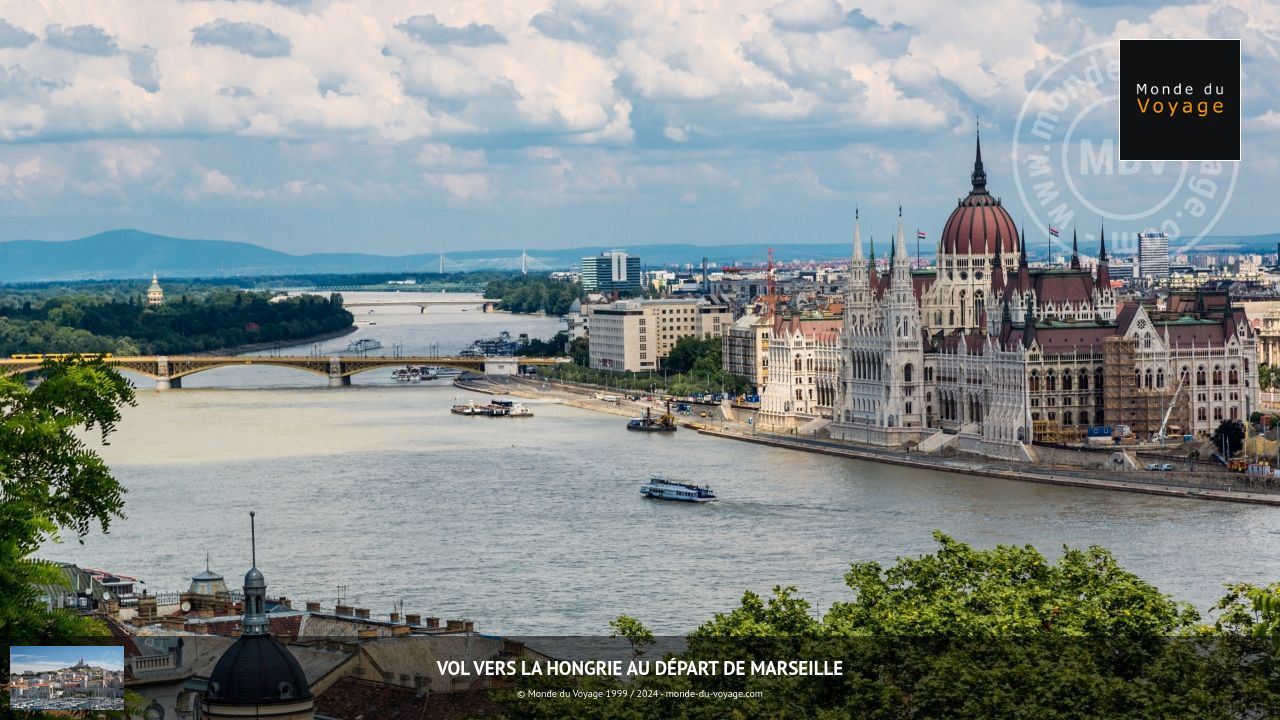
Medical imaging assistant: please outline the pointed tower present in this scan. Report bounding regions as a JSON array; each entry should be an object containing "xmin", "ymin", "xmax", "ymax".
[
  {"xmin": 847, "ymin": 209, "xmax": 872, "ymax": 324},
  {"xmin": 1070, "ymin": 225, "xmax": 1081, "ymax": 270},
  {"xmin": 1094, "ymin": 220, "xmax": 1116, "ymax": 321},
  {"xmin": 205, "ymin": 512, "xmax": 315, "ymax": 720},
  {"xmin": 986, "ymin": 234, "xmax": 1006, "ymax": 336},
  {"xmin": 971, "ymin": 119, "xmax": 987, "ymax": 195}
]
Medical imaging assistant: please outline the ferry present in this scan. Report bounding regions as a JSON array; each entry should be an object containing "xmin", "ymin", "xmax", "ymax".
[
  {"xmin": 640, "ymin": 477, "xmax": 716, "ymax": 503},
  {"xmin": 627, "ymin": 404, "xmax": 677, "ymax": 432},
  {"xmin": 451, "ymin": 401, "xmax": 483, "ymax": 415},
  {"xmin": 347, "ymin": 338, "xmax": 383, "ymax": 353},
  {"xmin": 488, "ymin": 399, "xmax": 534, "ymax": 417}
]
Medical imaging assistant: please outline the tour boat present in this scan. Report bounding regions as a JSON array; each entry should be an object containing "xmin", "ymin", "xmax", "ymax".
[
  {"xmin": 347, "ymin": 338, "xmax": 383, "ymax": 352},
  {"xmin": 640, "ymin": 477, "xmax": 716, "ymax": 503},
  {"xmin": 451, "ymin": 401, "xmax": 482, "ymax": 415},
  {"xmin": 486, "ymin": 399, "xmax": 533, "ymax": 417}
]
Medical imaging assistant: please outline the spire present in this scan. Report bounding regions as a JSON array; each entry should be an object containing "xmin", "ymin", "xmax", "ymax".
[
  {"xmin": 1070, "ymin": 225, "xmax": 1081, "ymax": 269},
  {"xmin": 971, "ymin": 117, "xmax": 987, "ymax": 193},
  {"xmin": 893, "ymin": 204, "xmax": 907, "ymax": 265},
  {"xmin": 852, "ymin": 207, "xmax": 863, "ymax": 262},
  {"xmin": 1098, "ymin": 220, "xmax": 1108, "ymax": 261},
  {"xmin": 242, "ymin": 511, "xmax": 268, "ymax": 636},
  {"xmin": 1096, "ymin": 220, "xmax": 1111, "ymax": 289},
  {"xmin": 991, "ymin": 234, "xmax": 1005, "ymax": 292}
]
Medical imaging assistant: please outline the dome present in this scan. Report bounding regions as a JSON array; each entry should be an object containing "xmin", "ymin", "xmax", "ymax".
[
  {"xmin": 244, "ymin": 566, "xmax": 265, "ymax": 587},
  {"xmin": 207, "ymin": 634, "xmax": 312, "ymax": 705},
  {"xmin": 940, "ymin": 127, "xmax": 1019, "ymax": 257},
  {"xmin": 941, "ymin": 194, "xmax": 1019, "ymax": 256}
]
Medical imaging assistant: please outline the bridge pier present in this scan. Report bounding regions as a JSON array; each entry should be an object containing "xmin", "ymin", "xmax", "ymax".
[
  {"xmin": 329, "ymin": 375, "xmax": 352, "ymax": 387},
  {"xmin": 156, "ymin": 376, "xmax": 182, "ymax": 390}
]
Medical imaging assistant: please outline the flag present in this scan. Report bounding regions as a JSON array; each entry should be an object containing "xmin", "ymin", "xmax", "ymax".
[
  {"xmin": 1049, "ymin": 227, "xmax": 1061, "ymax": 237},
  {"xmin": 917, "ymin": 230, "xmax": 927, "ymax": 239}
]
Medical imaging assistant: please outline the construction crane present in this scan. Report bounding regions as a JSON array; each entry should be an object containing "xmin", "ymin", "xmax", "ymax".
[{"xmin": 1154, "ymin": 372, "xmax": 1187, "ymax": 443}]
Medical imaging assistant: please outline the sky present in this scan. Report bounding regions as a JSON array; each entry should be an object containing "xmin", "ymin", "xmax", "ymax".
[
  {"xmin": 0, "ymin": 0, "xmax": 1277, "ymax": 256},
  {"xmin": 9, "ymin": 645, "xmax": 124, "ymax": 673}
]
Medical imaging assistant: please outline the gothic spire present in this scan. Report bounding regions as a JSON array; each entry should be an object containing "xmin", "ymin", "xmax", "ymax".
[
  {"xmin": 1098, "ymin": 220, "xmax": 1108, "ymax": 261},
  {"xmin": 1070, "ymin": 225, "xmax": 1081, "ymax": 269},
  {"xmin": 971, "ymin": 117, "xmax": 987, "ymax": 194},
  {"xmin": 852, "ymin": 207, "xmax": 863, "ymax": 262},
  {"xmin": 242, "ymin": 511, "xmax": 268, "ymax": 636},
  {"xmin": 991, "ymin": 233, "xmax": 1005, "ymax": 292}
]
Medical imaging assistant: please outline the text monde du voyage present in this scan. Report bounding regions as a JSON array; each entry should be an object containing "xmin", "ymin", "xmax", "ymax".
[
  {"xmin": 435, "ymin": 659, "xmax": 845, "ymax": 677},
  {"xmin": 1134, "ymin": 82, "xmax": 1228, "ymax": 118}
]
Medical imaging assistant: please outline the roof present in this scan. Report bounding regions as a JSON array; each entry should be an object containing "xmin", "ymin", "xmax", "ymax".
[
  {"xmin": 1031, "ymin": 269, "xmax": 1096, "ymax": 304},
  {"xmin": 315, "ymin": 678, "xmax": 500, "ymax": 720},
  {"xmin": 207, "ymin": 634, "xmax": 314, "ymax": 706}
]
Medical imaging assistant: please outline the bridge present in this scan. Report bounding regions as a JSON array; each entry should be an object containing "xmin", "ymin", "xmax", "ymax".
[
  {"xmin": 340, "ymin": 297, "xmax": 499, "ymax": 313},
  {"xmin": 0, "ymin": 355, "xmax": 563, "ymax": 389}
]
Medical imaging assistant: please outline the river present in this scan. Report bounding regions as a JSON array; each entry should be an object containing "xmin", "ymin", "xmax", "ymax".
[{"xmin": 45, "ymin": 293, "xmax": 1280, "ymax": 634}]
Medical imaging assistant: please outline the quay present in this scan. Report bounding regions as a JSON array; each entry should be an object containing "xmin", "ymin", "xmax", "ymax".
[{"xmin": 693, "ymin": 425, "xmax": 1280, "ymax": 507}]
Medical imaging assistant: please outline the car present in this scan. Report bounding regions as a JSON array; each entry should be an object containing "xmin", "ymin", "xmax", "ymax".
[
  {"xmin": 1145, "ymin": 463, "xmax": 1162, "ymax": 471},
  {"xmin": 1159, "ymin": 463, "xmax": 1174, "ymax": 471}
]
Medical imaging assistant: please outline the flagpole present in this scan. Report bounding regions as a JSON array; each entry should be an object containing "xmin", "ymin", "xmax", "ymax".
[{"xmin": 916, "ymin": 228, "xmax": 920, "ymax": 269}]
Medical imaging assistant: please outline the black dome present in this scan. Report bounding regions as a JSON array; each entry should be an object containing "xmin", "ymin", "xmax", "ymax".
[{"xmin": 207, "ymin": 634, "xmax": 312, "ymax": 705}]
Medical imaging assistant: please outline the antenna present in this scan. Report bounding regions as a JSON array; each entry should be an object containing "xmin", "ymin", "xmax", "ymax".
[
  {"xmin": 766, "ymin": 247, "xmax": 776, "ymax": 318},
  {"xmin": 249, "ymin": 511, "xmax": 257, "ymax": 568}
]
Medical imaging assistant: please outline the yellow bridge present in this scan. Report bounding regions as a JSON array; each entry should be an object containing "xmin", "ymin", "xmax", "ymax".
[{"xmin": 0, "ymin": 355, "xmax": 564, "ymax": 389}]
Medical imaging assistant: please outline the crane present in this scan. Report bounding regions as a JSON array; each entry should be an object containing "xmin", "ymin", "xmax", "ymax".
[{"xmin": 1154, "ymin": 372, "xmax": 1187, "ymax": 443}]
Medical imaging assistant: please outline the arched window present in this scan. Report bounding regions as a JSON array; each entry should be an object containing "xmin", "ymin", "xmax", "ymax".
[
  {"xmin": 1214, "ymin": 406, "xmax": 1223, "ymax": 421},
  {"xmin": 1030, "ymin": 372, "xmax": 1039, "ymax": 393},
  {"xmin": 1198, "ymin": 407, "xmax": 1207, "ymax": 421},
  {"xmin": 1197, "ymin": 366, "xmax": 1206, "ymax": 385},
  {"xmin": 1046, "ymin": 371, "xmax": 1056, "ymax": 392},
  {"xmin": 1145, "ymin": 368, "xmax": 1153, "ymax": 389},
  {"xmin": 1213, "ymin": 366, "xmax": 1223, "ymax": 385},
  {"xmin": 1063, "ymin": 373, "xmax": 1073, "ymax": 391},
  {"xmin": 904, "ymin": 364, "xmax": 914, "ymax": 383},
  {"xmin": 1157, "ymin": 368, "xmax": 1165, "ymax": 389},
  {"xmin": 1079, "ymin": 370, "xmax": 1089, "ymax": 390},
  {"xmin": 1064, "ymin": 411, "xmax": 1073, "ymax": 426},
  {"xmin": 935, "ymin": 311, "xmax": 942, "ymax": 325},
  {"xmin": 1229, "ymin": 366, "xmax": 1238, "ymax": 384},
  {"xmin": 949, "ymin": 310, "xmax": 955, "ymax": 325},
  {"xmin": 794, "ymin": 357, "xmax": 802, "ymax": 371}
]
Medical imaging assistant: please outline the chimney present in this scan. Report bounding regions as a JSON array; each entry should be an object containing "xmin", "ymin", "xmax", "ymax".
[
  {"xmin": 464, "ymin": 621, "xmax": 475, "ymax": 632},
  {"xmin": 425, "ymin": 617, "xmax": 440, "ymax": 629},
  {"xmin": 446, "ymin": 619, "xmax": 465, "ymax": 632},
  {"xmin": 335, "ymin": 604, "xmax": 353, "ymax": 617},
  {"xmin": 305, "ymin": 601, "xmax": 321, "ymax": 613},
  {"xmin": 389, "ymin": 612, "xmax": 400, "ymax": 624},
  {"xmin": 405, "ymin": 613, "xmax": 421, "ymax": 626},
  {"xmin": 354, "ymin": 608, "xmax": 371, "ymax": 619}
]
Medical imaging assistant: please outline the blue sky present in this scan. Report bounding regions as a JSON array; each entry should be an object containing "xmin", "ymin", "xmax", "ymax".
[
  {"xmin": 0, "ymin": 0, "xmax": 1275, "ymax": 255},
  {"xmin": 9, "ymin": 646, "xmax": 124, "ymax": 673}
]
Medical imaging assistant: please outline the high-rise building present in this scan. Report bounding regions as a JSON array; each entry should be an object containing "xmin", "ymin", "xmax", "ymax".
[
  {"xmin": 1138, "ymin": 231, "xmax": 1170, "ymax": 278},
  {"xmin": 581, "ymin": 250, "xmax": 642, "ymax": 296},
  {"xmin": 588, "ymin": 298, "xmax": 730, "ymax": 372}
]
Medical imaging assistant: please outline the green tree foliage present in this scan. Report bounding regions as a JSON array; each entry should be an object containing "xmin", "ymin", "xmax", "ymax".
[
  {"xmin": 0, "ymin": 289, "xmax": 352, "ymax": 355},
  {"xmin": 485, "ymin": 275, "xmax": 582, "ymax": 316},
  {"xmin": 500, "ymin": 533, "xmax": 1279, "ymax": 719},
  {"xmin": 1261, "ymin": 363, "xmax": 1274, "ymax": 391},
  {"xmin": 1212, "ymin": 418, "xmax": 1246, "ymax": 457},
  {"xmin": 569, "ymin": 336, "xmax": 590, "ymax": 367},
  {"xmin": 515, "ymin": 332, "xmax": 570, "ymax": 357},
  {"xmin": 536, "ymin": 333, "xmax": 752, "ymax": 396},
  {"xmin": 1, "ymin": 358, "xmax": 136, "ymax": 646}
]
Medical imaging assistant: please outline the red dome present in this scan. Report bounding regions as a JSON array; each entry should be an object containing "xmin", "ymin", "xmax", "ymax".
[
  {"xmin": 941, "ymin": 194, "xmax": 1019, "ymax": 256},
  {"xmin": 940, "ymin": 127, "xmax": 1019, "ymax": 257}
]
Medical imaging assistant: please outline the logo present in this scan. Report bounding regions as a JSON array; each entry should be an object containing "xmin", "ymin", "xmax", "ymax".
[{"xmin": 1012, "ymin": 41, "xmax": 1238, "ymax": 258}]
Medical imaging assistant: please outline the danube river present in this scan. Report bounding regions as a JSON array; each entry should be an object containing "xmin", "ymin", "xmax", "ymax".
[{"xmin": 49, "ymin": 295, "xmax": 1280, "ymax": 634}]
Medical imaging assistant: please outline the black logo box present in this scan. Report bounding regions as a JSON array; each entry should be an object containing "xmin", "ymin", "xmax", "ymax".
[{"xmin": 1119, "ymin": 39, "xmax": 1240, "ymax": 162}]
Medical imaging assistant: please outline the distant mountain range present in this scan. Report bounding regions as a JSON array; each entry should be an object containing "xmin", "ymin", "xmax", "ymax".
[{"xmin": 2, "ymin": 228, "xmax": 1279, "ymax": 283}]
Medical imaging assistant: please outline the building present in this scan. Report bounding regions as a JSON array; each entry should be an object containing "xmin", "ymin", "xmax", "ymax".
[
  {"xmin": 1138, "ymin": 231, "xmax": 1171, "ymax": 279},
  {"xmin": 581, "ymin": 250, "xmax": 642, "ymax": 296},
  {"xmin": 821, "ymin": 128, "xmax": 1256, "ymax": 457},
  {"xmin": 147, "ymin": 273, "xmax": 165, "ymax": 306},
  {"xmin": 588, "ymin": 298, "xmax": 731, "ymax": 372},
  {"xmin": 203, "ymin": 513, "xmax": 316, "ymax": 720},
  {"xmin": 755, "ymin": 315, "xmax": 841, "ymax": 431},
  {"xmin": 721, "ymin": 313, "xmax": 772, "ymax": 393}
]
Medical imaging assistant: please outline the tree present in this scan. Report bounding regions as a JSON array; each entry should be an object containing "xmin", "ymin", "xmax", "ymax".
[
  {"xmin": 1212, "ymin": 418, "xmax": 1246, "ymax": 457},
  {"xmin": 569, "ymin": 336, "xmax": 590, "ymax": 367},
  {"xmin": 1, "ymin": 358, "xmax": 136, "ymax": 645},
  {"xmin": 609, "ymin": 615, "xmax": 655, "ymax": 658}
]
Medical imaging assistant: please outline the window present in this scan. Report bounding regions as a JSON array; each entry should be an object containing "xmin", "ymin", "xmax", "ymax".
[
  {"xmin": 904, "ymin": 364, "xmax": 914, "ymax": 383},
  {"xmin": 1213, "ymin": 366, "xmax": 1223, "ymax": 385},
  {"xmin": 1063, "ymin": 373, "xmax": 1072, "ymax": 391},
  {"xmin": 1197, "ymin": 366, "xmax": 1206, "ymax": 385}
]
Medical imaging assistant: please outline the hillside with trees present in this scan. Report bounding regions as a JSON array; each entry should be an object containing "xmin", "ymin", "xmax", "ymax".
[{"xmin": 485, "ymin": 275, "xmax": 582, "ymax": 316}]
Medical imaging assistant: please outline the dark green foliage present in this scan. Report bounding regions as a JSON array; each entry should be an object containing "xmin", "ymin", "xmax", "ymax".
[
  {"xmin": 0, "ymin": 287, "xmax": 352, "ymax": 355},
  {"xmin": 2, "ymin": 358, "xmax": 136, "ymax": 646},
  {"xmin": 535, "ymin": 333, "xmax": 752, "ymax": 396},
  {"xmin": 498, "ymin": 534, "xmax": 1280, "ymax": 719},
  {"xmin": 485, "ymin": 276, "xmax": 582, "ymax": 316},
  {"xmin": 1212, "ymin": 419, "xmax": 1246, "ymax": 457},
  {"xmin": 515, "ymin": 332, "xmax": 570, "ymax": 357}
]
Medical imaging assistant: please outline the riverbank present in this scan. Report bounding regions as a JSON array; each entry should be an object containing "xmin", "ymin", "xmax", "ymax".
[
  {"xmin": 491, "ymin": 375, "xmax": 1280, "ymax": 507},
  {"xmin": 198, "ymin": 323, "xmax": 357, "ymax": 356}
]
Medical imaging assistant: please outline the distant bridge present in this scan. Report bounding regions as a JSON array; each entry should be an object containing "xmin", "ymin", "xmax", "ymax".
[
  {"xmin": 0, "ymin": 355, "xmax": 562, "ymax": 389},
  {"xmin": 340, "ymin": 297, "xmax": 499, "ymax": 313}
]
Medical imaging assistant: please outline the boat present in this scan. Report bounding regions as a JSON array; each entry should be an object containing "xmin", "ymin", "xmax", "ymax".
[
  {"xmin": 347, "ymin": 338, "xmax": 383, "ymax": 352},
  {"xmin": 640, "ymin": 477, "xmax": 716, "ymax": 503},
  {"xmin": 451, "ymin": 401, "xmax": 483, "ymax": 415},
  {"xmin": 488, "ymin": 399, "xmax": 533, "ymax": 417},
  {"xmin": 627, "ymin": 403, "xmax": 677, "ymax": 432}
]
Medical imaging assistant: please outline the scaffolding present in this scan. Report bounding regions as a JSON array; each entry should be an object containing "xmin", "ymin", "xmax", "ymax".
[{"xmin": 1102, "ymin": 337, "xmax": 1189, "ymax": 439}]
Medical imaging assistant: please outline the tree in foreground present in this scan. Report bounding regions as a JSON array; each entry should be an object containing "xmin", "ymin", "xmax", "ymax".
[
  {"xmin": 501, "ymin": 532, "xmax": 1279, "ymax": 719},
  {"xmin": 1, "ymin": 358, "xmax": 135, "ymax": 646}
]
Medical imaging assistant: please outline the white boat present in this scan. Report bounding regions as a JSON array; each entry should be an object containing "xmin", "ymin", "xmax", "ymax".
[
  {"xmin": 640, "ymin": 477, "xmax": 716, "ymax": 503},
  {"xmin": 347, "ymin": 338, "xmax": 383, "ymax": 352}
]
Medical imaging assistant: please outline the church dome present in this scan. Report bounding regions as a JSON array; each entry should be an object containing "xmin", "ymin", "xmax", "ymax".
[
  {"xmin": 940, "ymin": 130, "xmax": 1019, "ymax": 257},
  {"xmin": 207, "ymin": 634, "xmax": 312, "ymax": 706}
]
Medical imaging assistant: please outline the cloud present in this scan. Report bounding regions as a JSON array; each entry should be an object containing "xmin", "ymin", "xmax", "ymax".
[
  {"xmin": 129, "ymin": 47, "xmax": 160, "ymax": 92},
  {"xmin": 422, "ymin": 171, "xmax": 493, "ymax": 204},
  {"xmin": 45, "ymin": 24, "xmax": 117, "ymax": 56},
  {"xmin": 192, "ymin": 19, "xmax": 292, "ymax": 58},
  {"xmin": 395, "ymin": 15, "xmax": 506, "ymax": 46},
  {"xmin": 0, "ymin": 19, "xmax": 36, "ymax": 48}
]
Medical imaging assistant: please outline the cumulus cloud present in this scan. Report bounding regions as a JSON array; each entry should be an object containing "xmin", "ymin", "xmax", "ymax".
[
  {"xmin": 192, "ymin": 19, "xmax": 292, "ymax": 58},
  {"xmin": 396, "ymin": 15, "xmax": 505, "ymax": 46},
  {"xmin": 0, "ymin": 19, "xmax": 36, "ymax": 48},
  {"xmin": 129, "ymin": 47, "xmax": 160, "ymax": 92},
  {"xmin": 422, "ymin": 171, "xmax": 493, "ymax": 204},
  {"xmin": 45, "ymin": 24, "xmax": 117, "ymax": 56}
]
